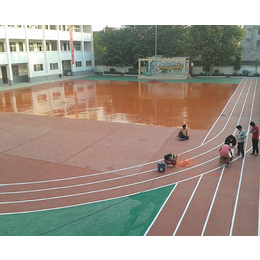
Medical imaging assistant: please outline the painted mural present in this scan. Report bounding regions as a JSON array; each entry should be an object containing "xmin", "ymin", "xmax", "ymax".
[{"xmin": 140, "ymin": 58, "xmax": 189, "ymax": 77}]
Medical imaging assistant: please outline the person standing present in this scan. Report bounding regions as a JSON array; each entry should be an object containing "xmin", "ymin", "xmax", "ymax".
[
  {"xmin": 219, "ymin": 141, "xmax": 232, "ymax": 167},
  {"xmin": 235, "ymin": 125, "xmax": 246, "ymax": 158},
  {"xmin": 249, "ymin": 121, "xmax": 259, "ymax": 156}
]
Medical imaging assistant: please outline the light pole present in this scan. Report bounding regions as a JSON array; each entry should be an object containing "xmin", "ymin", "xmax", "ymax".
[{"xmin": 154, "ymin": 25, "xmax": 157, "ymax": 79}]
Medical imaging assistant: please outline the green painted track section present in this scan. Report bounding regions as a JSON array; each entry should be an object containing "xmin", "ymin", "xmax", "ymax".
[
  {"xmin": 82, "ymin": 75, "xmax": 242, "ymax": 84},
  {"xmin": 0, "ymin": 184, "xmax": 175, "ymax": 236}
]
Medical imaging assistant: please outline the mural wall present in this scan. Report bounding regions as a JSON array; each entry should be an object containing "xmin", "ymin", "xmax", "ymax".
[{"xmin": 139, "ymin": 58, "xmax": 189, "ymax": 78}]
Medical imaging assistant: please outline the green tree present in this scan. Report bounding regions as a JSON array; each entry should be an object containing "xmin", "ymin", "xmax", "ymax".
[
  {"xmin": 93, "ymin": 32, "xmax": 106, "ymax": 65},
  {"xmin": 98, "ymin": 25, "xmax": 188, "ymax": 68},
  {"xmin": 234, "ymin": 55, "xmax": 241, "ymax": 73},
  {"xmin": 187, "ymin": 25, "xmax": 245, "ymax": 75},
  {"xmin": 157, "ymin": 25, "xmax": 188, "ymax": 57}
]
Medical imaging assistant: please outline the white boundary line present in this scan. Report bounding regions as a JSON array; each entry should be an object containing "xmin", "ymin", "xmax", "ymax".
[
  {"xmin": 201, "ymin": 79, "xmax": 247, "ymax": 145},
  {"xmin": 0, "ymin": 78, "xmax": 256, "ymax": 225},
  {"xmin": 143, "ymin": 183, "xmax": 178, "ymax": 236},
  {"xmin": 0, "ymin": 80, "xmax": 255, "ymax": 201},
  {"xmin": 0, "ymin": 79, "xmax": 250, "ymax": 194},
  {"xmin": 229, "ymin": 79, "xmax": 257, "ymax": 236},
  {"xmin": 172, "ymin": 174, "xmax": 203, "ymax": 236},
  {"xmin": 0, "ymin": 79, "xmax": 247, "ymax": 187},
  {"xmin": 201, "ymin": 166, "xmax": 225, "ymax": 236}
]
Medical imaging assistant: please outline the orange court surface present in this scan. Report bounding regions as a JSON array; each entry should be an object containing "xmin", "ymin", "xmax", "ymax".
[{"xmin": 0, "ymin": 77, "xmax": 260, "ymax": 236}]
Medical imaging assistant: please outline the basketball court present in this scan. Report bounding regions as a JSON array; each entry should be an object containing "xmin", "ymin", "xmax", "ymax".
[{"xmin": 0, "ymin": 76, "xmax": 259, "ymax": 236}]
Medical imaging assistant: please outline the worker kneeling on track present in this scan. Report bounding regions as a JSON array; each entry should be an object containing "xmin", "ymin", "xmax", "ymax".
[
  {"xmin": 164, "ymin": 153, "xmax": 177, "ymax": 166},
  {"xmin": 219, "ymin": 141, "xmax": 232, "ymax": 167}
]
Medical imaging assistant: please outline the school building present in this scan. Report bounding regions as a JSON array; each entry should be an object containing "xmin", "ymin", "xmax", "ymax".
[{"xmin": 0, "ymin": 25, "xmax": 94, "ymax": 86}]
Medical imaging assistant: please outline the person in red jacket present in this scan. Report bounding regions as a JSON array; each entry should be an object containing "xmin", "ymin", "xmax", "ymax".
[
  {"xmin": 249, "ymin": 122, "xmax": 259, "ymax": 156},
  {"xmin": 219, "ymin": 141, "xmax": 232, "ymax": 167}
]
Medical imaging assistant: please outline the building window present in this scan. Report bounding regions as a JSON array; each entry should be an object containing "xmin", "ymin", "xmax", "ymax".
[
  {"xmin": 83, "ymin": 25, "xmax": 91, "ymax": 33},
  {"xmin": 34, "ymin": 64, "xmax": 43, "ymax": 71},
  {"xmin": 84, "ymin": 42, "xmax": 91, "ymax": 51},
  {"xmin": 37, "ymin": 94, "xmax": 47, "ymax": 103},
  {"xmin": 19, "ymin": 42, "xmax": 24, "ymax": 51},
  {"xmin": 246, "ymin": 39, "xmax": 251, "ymax": 42},
  {"xmin": 10, "ymin": 42, "xmax": 16, "ymax": 52},
  {"xmin": 73, "ymin": 25, "xmax": 80, "ymax": 32},
  {"xmin": 53, "ymin": 92, "xmax": 61, "ymax": 100},
  {"xmin": 12, "ymin": 65, "xmax": 19, "ymax": 76},
  {"xmin": 50, "ymin": 63, "xmax": 58, "ymax": 70},
  {"xmin": 74, "ymin": 42, "xmax": 81, "ymax": 51},
  {"xmin": 0, "ymin": 42, "xmax": 4, "ymax": 52},
  {"xmin": 29, "ymin": 42, "xmax": 43, "ymax": 51},
  {"xmin": 86, "ymin": 60, "xmax": 92, "ymax": 66},
  {"xmin": 46, "ymin": 41, "xmax": 58, "ymax": 51},
  {"xmin": 36, "ymin": 42, "xmax": 43, "ymax": 51},
  {"xmin": 27, "ymin": 25, "xmax": 42, "ymax": 29},
  {"xmin": 257, "ymin": 40, "xmax": 260, "ymax": 47},
  {"xmin": 29, "ymin": 42, "xmax": 34, "ymax": 51},
  {"xmin": 60, "ymin": 25, "xmax": 69, "ymax": 31},
  {"xmin": 62, "ymin": 42, "xmax": 70, "ymax": 51},
  {"xmin": 76, "ymin": 61, "xmax": 82, "ymax": 67},
  {"xmin": 29, "ymin": 41, "xmax": 43, "ymax": 51}
]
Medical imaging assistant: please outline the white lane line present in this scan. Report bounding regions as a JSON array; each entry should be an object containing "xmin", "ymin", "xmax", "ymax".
[
  {"xmin": 172, "ymin": 174, "xmax": 203, "ymax": 236},
  {"xmin": 259, "ymin": 167, "xmax": 260, "ymax": 236},
  {"xmin": 0, "ymin": 142, "xmax": 253, "ymax": 196},
  {"xmin": 143, "ymin": 183, "xmax": 178, "ymax": 236},
  {"xmin": 201, "ymin": 166, "xmax": 225, "ymax": 236},
  {"xmin": 201, "ymin": 79, "xmax": 247, "ymax": 145},
  {"xmin": 229, "ymin": 79, "xmax": 257, "ymax": 236},
  {"xmin": 202, "ymin": 79, "xmax": 250, "ymax": 146},
  {"xmin": 0, "ymin": 79, "xmax": 247, "ymax": 187},
  {"xmin": 0, "ymin": 78, "xmax": 260, "ymax": 221}
]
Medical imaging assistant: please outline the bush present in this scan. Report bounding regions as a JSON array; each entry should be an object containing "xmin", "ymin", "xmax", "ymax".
[
  {"xmin": 124, "ymin": 68, "xmax": 138, "ymax": 75},
  {"xmin": 212, "ymin": 70, "xmax": 225, "ymax": 76},
  {"xmin": 103, "ymin": 68, "xmax": 122, "ymax": 74},
  {"xmin": 242, "ymin": 69, "xmax": 249, "ymax": 76}
]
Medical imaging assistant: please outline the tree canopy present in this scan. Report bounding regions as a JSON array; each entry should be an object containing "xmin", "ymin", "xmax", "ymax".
[
  {"xmin": 187, "ymin": 25, "xmax": 245, "ymax": 74},
  {"xmin": 94, "ymin": 25, "xmax": 245, "ymax": 72},
  {"xmin": 96, "ymin": 25, "xmax": 188, "ymax": 68}
]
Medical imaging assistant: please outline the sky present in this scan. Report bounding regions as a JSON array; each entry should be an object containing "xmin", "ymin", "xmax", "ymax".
[
  {"xmin": 92, "ymin": 25, "xmax": 121, "ymax": 31},
  {"xmin": 3, "ymin": 0, "xmax": 260, "ymax": 27}
]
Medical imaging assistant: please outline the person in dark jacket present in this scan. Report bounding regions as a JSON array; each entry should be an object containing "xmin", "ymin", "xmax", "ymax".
[{"xmin": 225, "ymin": 135, "xmax": 236, "ymax": 148}]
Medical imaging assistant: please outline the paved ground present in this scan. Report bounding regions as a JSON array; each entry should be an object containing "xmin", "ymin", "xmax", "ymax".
[{"xmin": 0, "ymin": 76, "xmax": 259, "ymax": 237}]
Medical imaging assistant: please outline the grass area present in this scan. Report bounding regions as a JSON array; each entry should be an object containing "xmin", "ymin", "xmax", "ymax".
[
  {"xmin": 0, "ymin": 184, "xmax": 175, "ymax": 236},
  {"xmin": 82, "ymin": 75, "xmax": 242, "ymax": 84}
]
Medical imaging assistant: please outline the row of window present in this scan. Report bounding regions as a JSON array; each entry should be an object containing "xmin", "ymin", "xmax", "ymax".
[
  {"xmin": 245, "ymin": 39, "xmax": 260, "ymax": 47},
  {"xmin": 10, "ymin": 60, "xmax": 92, "ymax": 76},
  {"xmin": 33, "ymin": 61, "xmax": 92, "ymax": 72},
  {"xmin": 0, "ymin": 25, "xmax": 92, "ymax": 33},
  {"xmin": 0, "ymin": 41, "xmax": 92, "ymax": 52},
  {"xmin": 246, "ymin": 28, "xmax": 260, "ymax": 35},
  {"xmin": 1, "ymin": 41, "xmax": 92, "ymax": 52}
]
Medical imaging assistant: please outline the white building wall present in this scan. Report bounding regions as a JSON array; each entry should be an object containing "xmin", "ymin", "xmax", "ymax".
[{"xmin": 0, "ymin": 25, "xmax": 94, "ymax": 86}]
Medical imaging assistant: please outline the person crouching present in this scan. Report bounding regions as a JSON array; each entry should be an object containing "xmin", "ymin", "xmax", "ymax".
[{"xmin": 219, "ymin": 141, "xmax": 232, "ymax": 167}]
